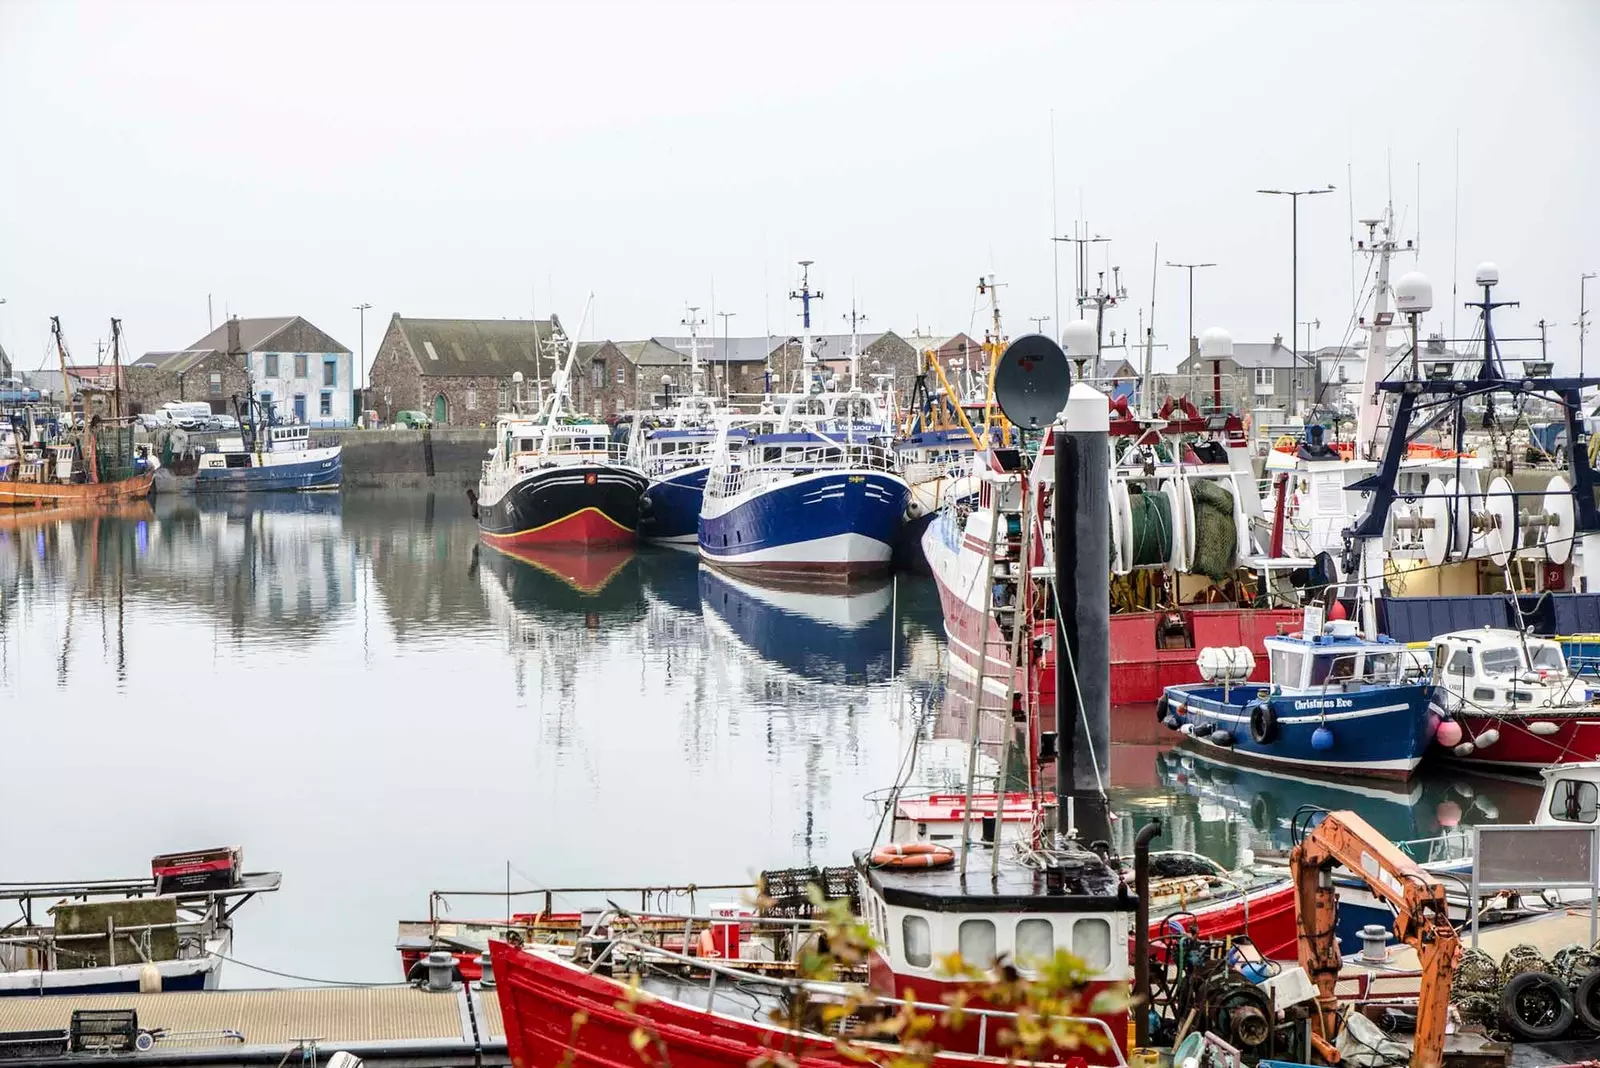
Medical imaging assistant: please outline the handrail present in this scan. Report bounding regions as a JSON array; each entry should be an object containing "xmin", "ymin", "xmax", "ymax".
[{"xmin": 579, "ymin": 936, "xmax": 1128, "ymax": 1065}]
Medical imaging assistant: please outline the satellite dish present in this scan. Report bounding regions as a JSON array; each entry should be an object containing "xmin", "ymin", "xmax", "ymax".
[{"xmin": 994, "ymin": 333, "xmax": 1071, "ymax": 430}]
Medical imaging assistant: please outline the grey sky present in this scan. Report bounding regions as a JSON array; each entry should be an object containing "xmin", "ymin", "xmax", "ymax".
[{"xmin": 2, "ymin": 0, "xmax": 1596, "ymax": 379}]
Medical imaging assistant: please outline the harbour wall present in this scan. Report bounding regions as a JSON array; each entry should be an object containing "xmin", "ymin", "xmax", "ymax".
[{"xmin": 331, "ymin": 428, "xmax": 492, "ymax": 488}]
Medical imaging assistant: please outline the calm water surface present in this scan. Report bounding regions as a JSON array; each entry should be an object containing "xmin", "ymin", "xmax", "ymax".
[{"xmin": 0, "ymin": 492, "xmax": 1543, "ymax": 984}]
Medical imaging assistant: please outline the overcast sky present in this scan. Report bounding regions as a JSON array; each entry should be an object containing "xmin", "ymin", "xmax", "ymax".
[{"xmin": 2, "ymin": 0, "xmax": 1596, "ymax": 378}]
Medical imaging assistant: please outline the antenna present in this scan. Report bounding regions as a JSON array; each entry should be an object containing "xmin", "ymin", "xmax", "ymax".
[{"xmin": 1451, "ymin": 129, "xmax": 1461, "ymax": 342}]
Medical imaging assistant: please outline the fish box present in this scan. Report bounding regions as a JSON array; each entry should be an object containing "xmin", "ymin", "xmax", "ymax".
[
  {"xmin": 152, "ymin": 847, "xmax": 241, "ymax": 893},
  {"xmin": 69, "ymin": 1010, "xmax": 138, "ymax": 1054}
]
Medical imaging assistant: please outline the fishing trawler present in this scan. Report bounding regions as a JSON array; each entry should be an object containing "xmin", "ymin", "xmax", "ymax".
[
  {"xmin": 629, "ymin": 317, "xmax": 729, "ymax": 544},
  {"xmin": 0, "ymin": 318, "xmax": 157, "ymax": 507},
  {"xmin": 195, "ymin": 398, "xmax": 341, "ymax": 492},
  {"xmin": 698, "ymin": 265, "xmax": 908, "ymax": 579},
  {"xmin": 473, "ymin": 300, "xmax": 648, "ymax": 549}
]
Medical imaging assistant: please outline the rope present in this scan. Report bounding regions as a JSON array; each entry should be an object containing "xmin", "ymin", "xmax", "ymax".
[{"xmin": 216, "ymin": 952, "xmax": 409, "ymax": 988}]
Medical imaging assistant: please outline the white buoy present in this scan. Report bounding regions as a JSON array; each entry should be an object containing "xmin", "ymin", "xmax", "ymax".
[
  {"xmin": 1527, "ymin": 722, "xmax": 1559, "ymax": 736},
  {"xmin": 138, "ymin": 965, "xmax": 162, "ymax": 993}
]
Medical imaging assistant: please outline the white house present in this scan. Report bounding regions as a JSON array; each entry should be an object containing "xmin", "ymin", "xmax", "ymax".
[{"xmin": 183, "ymin": 316, "xmax": 356, "ymax": 427}]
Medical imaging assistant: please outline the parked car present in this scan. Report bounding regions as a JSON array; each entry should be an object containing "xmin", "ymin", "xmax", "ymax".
[
  {"xmin": 136, "ymin": 412, "xmax": 172, "ymax": 431},
  {"xmin": 392, "ymin": 410, "xmax": 432, "ymax": 429},
  {"xmin": 161, "ymin": 401, "xmax": 217, "ymax": 431},
  {"xmin": 208, "ymin": 414, "xmax": 241, "ymax": 432}
]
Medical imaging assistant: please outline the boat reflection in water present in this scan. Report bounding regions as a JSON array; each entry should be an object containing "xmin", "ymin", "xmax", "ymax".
[{"xmin": 698, "ymin": 566, "xmax": 901, "ymax": 685}]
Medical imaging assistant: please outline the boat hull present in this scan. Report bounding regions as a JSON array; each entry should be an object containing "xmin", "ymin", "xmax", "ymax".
[
  {"xmin": 195, "ymin": 449, "xmax": 342, "ymax": 492},
  {"xmin": 1162, "ymin": 682, "xmax": 1438, "ymax": 780},
  {"xmin": 1438, "ymin": 706, "xmax": 1600, "ymax": 769},
  {"xmin": 491, "ymin": 941, "xmax": 1124, "ymax": 1067},
  {"xmin": 0, "ymin": 472, "xmax": 156, "ymax": 507},
  {"xmin": 478, "ymin": 464, "xmax": 646, "ymax": 549},
  {"xmin": 699, "ymin": 470, "xmax": 908, "ymax": 579},
  {"xmin": 639, "ymin": 465, "xmax": 707, "ymax": 544}
]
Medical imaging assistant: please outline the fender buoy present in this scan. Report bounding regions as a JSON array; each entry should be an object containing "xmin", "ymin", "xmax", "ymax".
[
  {"xmin": 1156, "ymin": 694, "xmax": 1170, "ymax": 724},
  {"xmin": 870, "ymin": 842, "xmax": 956, "ymax": 870},
  {"xmin": 1248, "ymin": 702, "xmax": 1277, "ymax": 744},
  {"xmin": 1500, "ymin": 971, "xmax": 1575, "ymax": 1041}
]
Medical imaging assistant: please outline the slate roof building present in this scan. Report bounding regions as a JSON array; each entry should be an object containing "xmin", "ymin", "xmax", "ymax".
[{"xmin": 1175, "ymin": 333, "xmax": 1307, "ymax": 415}]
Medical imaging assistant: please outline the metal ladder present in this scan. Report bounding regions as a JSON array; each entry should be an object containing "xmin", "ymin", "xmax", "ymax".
[{"xmin": 958, "ymin": 473, "xmax": 1035, "ymax": 877}]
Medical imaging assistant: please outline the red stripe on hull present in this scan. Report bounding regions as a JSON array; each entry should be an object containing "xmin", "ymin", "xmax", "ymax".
[{"xmin": 481, "ymin": 507, "xmax": 637, "ymax": 549}]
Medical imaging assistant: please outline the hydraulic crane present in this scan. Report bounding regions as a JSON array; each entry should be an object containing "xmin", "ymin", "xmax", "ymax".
[{"xmin": 1289, "ymin": 810, "xmax": 1458, "ymax": 1068}]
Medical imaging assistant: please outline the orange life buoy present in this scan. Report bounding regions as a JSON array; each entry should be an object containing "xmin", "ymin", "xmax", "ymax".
[{"xmin": 870, "ymin": 842, "xmax": 957, "ymax": 869}]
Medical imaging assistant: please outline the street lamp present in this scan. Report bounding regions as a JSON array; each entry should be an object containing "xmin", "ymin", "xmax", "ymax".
[
  {"xmin": 717, "ymin": 310, "xmax": 737, "ymax": 399},
  {"xmin": 1257, "ymin": 186, "xmax": 1334, "ymax": 402},
  {"xmin": 353, "ymin": 302, "xmax": 372, "ymax": 426},
  {"xmin": 1163, "ymin": 262, "xmax": 1217, "ymax": 361}
]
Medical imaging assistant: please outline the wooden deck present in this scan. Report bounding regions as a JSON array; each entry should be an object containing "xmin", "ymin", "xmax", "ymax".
[{"xmin": 0, "ymin": 984, "xmax": 506, "ymax": 1067}]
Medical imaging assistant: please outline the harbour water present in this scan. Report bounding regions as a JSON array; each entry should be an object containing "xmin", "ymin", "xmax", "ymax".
[{"xmin": 0, "ymin": 492, "xmax": 1545, "ymax": 986}]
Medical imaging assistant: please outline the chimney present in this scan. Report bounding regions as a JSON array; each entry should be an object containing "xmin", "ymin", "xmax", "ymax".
[
  {"xmin": 1272, "ymin": 332, "xmax": 1284, "ymax": 349},
  {"xmin": 227, "ymin": 316, "xmax": 242, "ymax": 356}
]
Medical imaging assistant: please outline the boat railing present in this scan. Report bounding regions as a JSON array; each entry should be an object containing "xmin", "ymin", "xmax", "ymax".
[
  {"xmin": 579, "ymin": 935, "xmax": 1128, "ymax": 1064},
  {"xmin": 429, "ymin": 882, "xmax": 754, "ymax": 926},
  {"xmin": 900, "ymin": 458, "xmax": 973, "ymax": 487},
  {"xmin": 709, "ymin": 442, "xmax": 899, "ymax": 497}
]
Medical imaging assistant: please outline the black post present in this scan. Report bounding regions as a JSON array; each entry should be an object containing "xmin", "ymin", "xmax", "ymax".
[
  {"xmin": 1291, "ymin": 195, "xmax": 1299, "ymax": 399},
  {"xmin": 1052, "ymin": 394, "xmax": 1112, "ymax": 846},
  {"xmin": 1133, "ymin": 817, "xmax": 1163, "ymax": 1048}
]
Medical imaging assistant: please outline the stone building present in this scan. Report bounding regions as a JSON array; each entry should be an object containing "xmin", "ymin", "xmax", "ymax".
[
  {"xmin": 368, "ymin": 315, "xmax": 628, "ymax": 426},
  {"xmin": 125, "ymin": 349, "xmax": 251, "ymax": 415},
  {"xmin": 764, "ymin": 331, "xmax": 919, "ymax": 394}
]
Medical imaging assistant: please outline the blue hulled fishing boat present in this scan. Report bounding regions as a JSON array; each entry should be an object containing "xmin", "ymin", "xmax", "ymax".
[{"xmin": 1158, "ymin": 599, "xmax": 1437, "ymax": 780}]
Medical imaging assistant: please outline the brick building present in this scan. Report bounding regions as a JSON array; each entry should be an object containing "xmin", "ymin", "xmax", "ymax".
[
  {"xmin": 368, "ymin": 315, "xmax": 632, "ymax": 426},
  {"xmin": 125, "ymin": 349, "xmax": 251, "ymax": 415}
]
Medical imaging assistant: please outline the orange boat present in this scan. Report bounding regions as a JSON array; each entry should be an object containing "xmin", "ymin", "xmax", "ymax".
[{"xmin": 0, "ymin": 469, "xmax": 155, "ymax": 508}]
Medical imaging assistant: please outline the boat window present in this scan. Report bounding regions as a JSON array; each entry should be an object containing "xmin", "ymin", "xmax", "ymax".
[
  {"xmin": 1269, "ymin": 649, "xmax": 1302, "ymax": 687},
  {"xmin": 1308, "ymin": 653, "xmax": 1356, "ymax": 687},
  {"xmin": 901, "ymin": 914, "xmax": 932, "ymax": 968},
  {"xmin": 1530, "ymin": 644, "xmax": 1567, "ymax": 672},
  {"xmin": 1445, "ymin": 649, "xmax": 1474, "ymax": 678},
  {"xmin": 1472, "ymin": 688, "xmax": 1498, "ymax": 701},
  {"xmin": 518, "ymin": 439, "xmax": 536, "ymax": 452},
  {"xmin": 1548, "ymin": 779, "xmax": 1599, "ymax": 824},
  {"xmin": 1072, "ymin": 918, "xmax": 1112, "ymax": 970},
  {"xmin": 1015, "ymin": 918, "xmax": 1053, "ymax": 966},
  {"xmin": 958, "ymin": 919, "xmax": 996, "ymax": 968},
  {"xmin": 1479, "ymin": 648, "xmax": 1522, "ymax": 677},
  {"xmin": 1363, "ymin": 652, "xmax": 1400, "ymax": 682}
]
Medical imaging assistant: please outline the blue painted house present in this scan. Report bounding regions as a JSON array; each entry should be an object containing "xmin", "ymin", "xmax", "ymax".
[{"xmin": 184, "ymin": 317, "xmax": 355, "ymax": 427}]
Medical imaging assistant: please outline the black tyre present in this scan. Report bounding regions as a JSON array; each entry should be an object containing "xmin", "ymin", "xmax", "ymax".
[
  {"xmin": 1576, "ymin": 968, "xmax": 1600, "ymax": 1033},
  {"xmin": 1500, "ymin": 970, "xmax": 1575, "ymax": 1041},
  {"xmin": 1156, "ymin": 694, "xmax": 1170, "ymax": 724},
  {"xmin": 1248, "ymin": 702, "xmax": 1277, "ymax": 744}
]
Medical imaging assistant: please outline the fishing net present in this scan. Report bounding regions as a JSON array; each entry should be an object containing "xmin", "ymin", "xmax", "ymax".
[
  {"xmin": 1189, "ymin": 479, "xmax": 1238, "ymax": 582},
  {"xmin": 1552, "ymin": 943, "xmax": 1600, "ymax": 986},
  {"xmin": 1500, "ymin": 944, "xmax": 1551, "ymax": 980},
  {"xmin": 1148, "ymin": 853, "xmax": 1222, "ymax": 878},
  {"xmin": 1126, "ymin": 489, "xmax": 1173, "ymax": 568},
  {"xmin": 1453, "ymin": 948, "xmax": 1500, "ymax": 995},
  {"xmin": 1452, "ymin": 993, "xmax": 1500, "ymax": 1029}
]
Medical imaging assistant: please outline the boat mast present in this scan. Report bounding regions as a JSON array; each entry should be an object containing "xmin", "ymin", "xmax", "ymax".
[
  {"xmin": 1353, "ymin": 204, "xmax": 1406, "ymax": 458},
  {"xmin": 978, "ymin": 274, "xmax": 1007, "ymax": 441},
  {"xmin": 789, "ymin": 262, "xmax": 822, "ymax": 392},
  {"xmin": 542, "ymin": 294, "xmax": 594, "ymax": 449},
  {"xmin": 680, "ymin": 305, "xmax": 705, "ymax": 399},
  {"xmin": 109, "ymin": 318, "xmax": 123, "ymax": 422}
]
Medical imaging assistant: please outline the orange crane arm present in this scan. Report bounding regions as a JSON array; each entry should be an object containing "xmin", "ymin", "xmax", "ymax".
[{"xmin": 1288, "ymin": 810, "xmax": 1458, "ymax": 1068}]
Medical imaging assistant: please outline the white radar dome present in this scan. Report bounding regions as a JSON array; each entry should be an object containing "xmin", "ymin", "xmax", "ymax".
[
  {"xmin": 1060, "ymin": 319, "xmax": 1099, "ymax": 359},
  {"xmin": 1474, "ymin": 261, "xmax": 1500, "ymax": 286},
  {"xmin": 1199, "ymin": 327, "xmax": 1234, "ymax": 360},
  {"xmin": 1394, "ymin": 272, "xmax": 1434, "ymax": 315}
]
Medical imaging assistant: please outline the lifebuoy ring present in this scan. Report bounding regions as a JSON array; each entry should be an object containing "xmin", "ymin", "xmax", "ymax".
[
  {"xmin": 1248, "ymin": 702, "xmax": 1277, "ymax": 744},
  {"xmin": 870, "ymin": 842, "xmax": 956, "ymax": 869}
]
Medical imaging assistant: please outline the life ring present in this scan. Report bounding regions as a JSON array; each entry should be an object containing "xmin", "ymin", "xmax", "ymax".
[
  {"xmin": 871, "ymin": 842, "xmax": 956, "ymax": 869},
  {"xmin": 1248, "ymin": 702, "xmax": 1277, "ymax": 744}
]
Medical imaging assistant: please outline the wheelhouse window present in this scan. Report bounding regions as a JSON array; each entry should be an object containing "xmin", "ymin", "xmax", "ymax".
[
  {"xmin": 958, "ymin": 919, "xmax": 996, "ymax": 968},
  {"xmin": 902, "ymin": 915, "xmax": 931, "ymax": 968},
  {"xmin": 1549, "ymin": 779, "xmax": 1598, "ymax": 824},
  {"xmin": 1072, "ymin": 918, "xmax": 1111, "ymax": 970},
  {"xmin": 1445, "ymin": 649, "xmax": 1474, "ymax": 678},
  {"xmin": 1015, "ymin": 918, "xmax": 1053, "ymax": 966},
  {"xmin": 1269, "ymin": 648, "xmax": 1303, "ymax": 688},
  {"xmin": 1530, "ymin": 643, "xmax": 1566, "ymax": 672},
  {"xmin": 1479, "ymin": 648, "xmax": 1522, "ymax": 677}
]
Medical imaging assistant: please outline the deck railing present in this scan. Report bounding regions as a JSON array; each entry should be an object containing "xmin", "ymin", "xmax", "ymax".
[{"xmin": 708, "ymin": 442, "xmax": 900, "ymax": 499}]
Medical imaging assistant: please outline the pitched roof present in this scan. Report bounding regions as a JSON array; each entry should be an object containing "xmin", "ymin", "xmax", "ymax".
[
  {"xmin": 651, "ymin": 335, "xmax": 777, "ymax": 365},
  {"xmin": 187, "ymin": 317, "xmax": 298, "ymax": 353},
  {"xmin": 774, "ymin": 332, "xmax": 889, "ymax": 361},
  {"xmin": 133, "ymin": 349, "xmax": 224, "ymax": 374},
  {"xmin": 1180, "ymin": 341, "xmax": 1303, "ymax": 370},
  {"xmin": 616, "ymin": 339, "xmax": 691, "ymax": 367},
  {"xmin": 393, "ymin": 317, "xmax": 560, "ymax": 377}
]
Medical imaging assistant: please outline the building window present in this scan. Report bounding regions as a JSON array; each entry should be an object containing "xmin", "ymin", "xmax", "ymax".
[
  {"xmin": 264, "ymin": 354, "xmax": 280, "ymax": 378},
  {"xmin": 1015, "ymin": 918, "xmax": 1054, "ymax": 966},
  {"xmin": 1072, "ymin": 918, "xmax": 1112, "ymax": 970},
  {"xmin": 294, "ymin": 354, "xmax": 308, "ymax": 378},
  {"xmin": 616, "ymin": 364, "xmax": 626, "ymax": 385},
  {"xmin": 466, "ymin": 389, "xmax": 478, "ymax": 411},
  {"xmin": 592, "ymin": 360, "xmax": 605, "ymax": 389},
  {"xmin": 323, "ymin": 359, "xmax": 337, "ymax": 387},
  {"xmin": 319, "ymin": 392, "xmax": 333, "ymax": 417},
  {"xmin": 901, "ymin": 915, "xmax": 931, "ymax": 968},
  {"xmin": 208, "ymin": 372, "xmax": 223, "ymax": 396},
  {"xmin": 958, "ymin": 919, "xmax": 996, "ymax": 968},
  {"xmin": 498, "ymin": 384, "xmax": 509, "ymax": 409},
  {"xmin": 1253, "ymin": 367, "xmax": 1274, "ymax": 390}
]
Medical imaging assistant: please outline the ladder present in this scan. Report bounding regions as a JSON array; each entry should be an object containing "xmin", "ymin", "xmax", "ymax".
[{"xmin": 958, "ymin": 471, "xmax": 1036, "ymax": 877}]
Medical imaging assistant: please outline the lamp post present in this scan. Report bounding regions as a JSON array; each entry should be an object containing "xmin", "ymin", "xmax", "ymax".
[
  {"xmin": 353, "ymin": 302, "xmax": 371, "ymax": 427},
  {"xmin": 1257, "ymin": 186, "xmax": 1334, "ymax": 399},
  {"xmin": 1163, "ymin": 261, "xmax": 1216, "ymax": 362},
  {"xmin": 1581, "ymin": 272, "xmax": 1597, "ymax": 376},
  {"xmin": 717, "ymin": 310, "xmax": 736, "ymax": 399}
]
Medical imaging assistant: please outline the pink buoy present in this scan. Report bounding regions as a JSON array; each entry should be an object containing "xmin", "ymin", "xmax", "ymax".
[
  {"xmin": 1328, "ymin": 599, "xmax": 1348, "ymax": 621},
  {"xmin": 1436, "ymin": 720, "xmax": 1464, "ymax": 748},
  {"xmin": 1437, "ymin": 801, "xmax": 1462, "ymax": 827}
]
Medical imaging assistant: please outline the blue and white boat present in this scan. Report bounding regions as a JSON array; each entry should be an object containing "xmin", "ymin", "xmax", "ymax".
[
  {"xmin": 1158, "ymin": 600, "xmax": 1437, "ymax": 780},
  {"xmin": 195, "ymin": 422, "xmax": 342, "ymax": 491},
  {"xmin": 635, "ymin": 423, "xmax": 719, "ymax": 543},
  {"xmin": 699, "ymin": 392, "xmax": 908, "ymax": 579}
]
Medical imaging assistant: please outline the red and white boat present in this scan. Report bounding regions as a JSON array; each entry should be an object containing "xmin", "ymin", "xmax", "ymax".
[{"xmin": 1428, "ymin": 629, "xmax": 1600, "ymax": 769}]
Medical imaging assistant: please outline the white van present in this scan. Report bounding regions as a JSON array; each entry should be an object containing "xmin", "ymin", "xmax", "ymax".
[{"xmin": 160, "ymin": 401, "xmax": 216, "ymax": 430}]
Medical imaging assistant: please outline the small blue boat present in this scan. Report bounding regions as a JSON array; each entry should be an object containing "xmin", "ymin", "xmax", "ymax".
[
  {"xmin": 1158, "ymin": 604, "xmax": 1436, "ymax": 780},
  {"xmin": 634, "ymin": 425, "xmax": 720, "ymax": 544},
  {"xmin": 195, "ymin": 423, "xmax": 342, "ymax": 492}
]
